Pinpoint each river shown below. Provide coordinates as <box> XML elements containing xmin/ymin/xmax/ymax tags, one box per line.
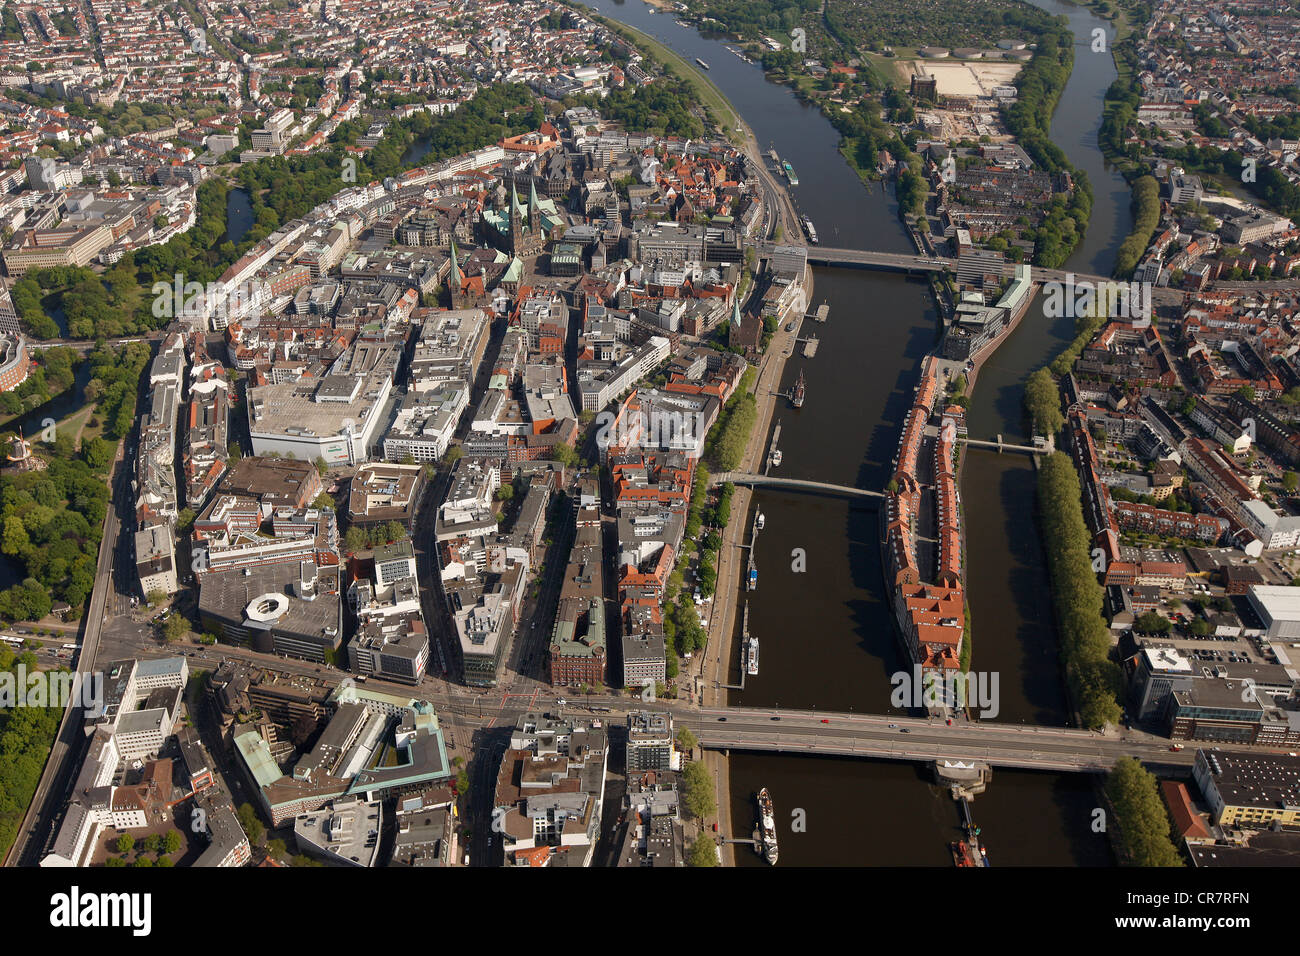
<box><xmin>585</xmin><ymin>0</ymin><xmax>1123</xmax><ymax>865</ymax></box>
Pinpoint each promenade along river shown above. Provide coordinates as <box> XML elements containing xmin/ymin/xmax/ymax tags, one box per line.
<box><xmin>589</xmin><ymin>0</ymin><xmax>1120</xmax><ymax>865</ymax></box>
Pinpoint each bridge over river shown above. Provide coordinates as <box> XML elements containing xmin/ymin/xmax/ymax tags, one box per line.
<box><xmin>712</xmin><ymin>435</ymin><xmax>1046</xmax><ymax>500</ymax></box>
<box><xmin>710</xmin><ymin>471</ymin><xmax>885</xmax><ymax>500</ymax></box>
<box><xmin>684</xmin><ymin>706</ymin><xmax>1194</xmax><ymax>774</ymax></box>
<box><xmin>756</xmin><ymin>241</ymin><xmax>1117</xmax><ymax>288</ymax></box>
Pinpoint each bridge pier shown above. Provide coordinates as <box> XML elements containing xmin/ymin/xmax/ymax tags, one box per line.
<box><xmin>933</xmin><ymin>759</ymin><xmax>991</xmax><ymax>799</ymax></box>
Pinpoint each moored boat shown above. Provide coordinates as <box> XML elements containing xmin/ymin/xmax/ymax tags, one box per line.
<box><xmin>757</xmin><ymin>788</ymin><xmax>778</xmax><ymax>864</ymax></box>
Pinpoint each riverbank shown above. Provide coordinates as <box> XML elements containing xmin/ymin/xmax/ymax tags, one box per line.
<box><xmin>572</xmin><ymin>4</ymin><xmax>741</xmax><ymax>139</ymax></box>
<box><xmin>696</xmin><ymin>265</ymin><xmax>813</xmax><ymax>864</ymax></box>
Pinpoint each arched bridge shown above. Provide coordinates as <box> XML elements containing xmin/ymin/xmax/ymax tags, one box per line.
<box><xmin>710</xmin><ymin>472</ymin><xmax>884</xmax><ymax>500</ymax></box>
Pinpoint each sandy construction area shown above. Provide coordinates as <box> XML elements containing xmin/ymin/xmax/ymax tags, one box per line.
<box><xmin>905</xmin><ymin>59</ymin><xmax>1024</xmax><ymax>97</ymax></box>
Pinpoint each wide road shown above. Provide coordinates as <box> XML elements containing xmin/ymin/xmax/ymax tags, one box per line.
<box><xmin>679</xmin><ymin>706</ymin><xmax>1195</xmax><ymax>772</ymax></box>
<box><xmin>5</xmin><ymin>431</ymin><xmax>131</xmax><ymax>866</ymax></box>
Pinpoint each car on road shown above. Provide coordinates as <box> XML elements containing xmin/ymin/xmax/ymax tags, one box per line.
<box><xmin>820</xmin><ymin>718</ymin><xmax>830</xmax><ymax>724</ymax></box>
<box><xmin>770</xmin><ymin>716</ymin><xmax>781</xmax><ymax>721</ymax></box>
<box><xmin>1169</xmin><ymin>744</ymin><xmax>1185</xmax><ymax>751</ymax></box>
<box><xmin>899</xmin><ymin>728</ymin><xmax>911</xmax><ymax>733</ymax></box>
<box><xmin>717</xmin><ymin>717</ymin><xmax>727</xmax><ymax>722</ymax></box>
<box><xmin>887</xmin><ymin>723</ymin><xmax>897</xmax><ymax>728</ymax></box>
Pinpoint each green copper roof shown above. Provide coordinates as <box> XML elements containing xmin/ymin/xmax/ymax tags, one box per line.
<box><xmin>448</xmin><ymin>237</ymin><xmax>462</xmax><ymax>286</ymax></box>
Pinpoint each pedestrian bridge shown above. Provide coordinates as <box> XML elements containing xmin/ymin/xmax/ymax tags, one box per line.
<box><xmin>710</xmin><ymin>472</ymin><xmax>885</xmax><ymax>500</ymax></box>
<box><xmin>961</xmin><ymin>435</ymin><xmax>1048</xmax><ymax>455</ymax></box>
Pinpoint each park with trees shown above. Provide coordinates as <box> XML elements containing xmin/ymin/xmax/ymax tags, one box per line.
<box><xmin>1037</xmin><ymin>452</ymin><xmax>1124</xmax><ymax>729</ymax></box>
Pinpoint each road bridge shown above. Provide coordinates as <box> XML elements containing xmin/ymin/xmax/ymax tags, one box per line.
<box><xmin>684</xmin><ymin>706</ymin><xmax>1193</xmax><ymax>773</ymax></box>
<box><xmin>758</xmin><ymin>242</ymin><xmax>1116</xmax><ymax>287</ymax></box>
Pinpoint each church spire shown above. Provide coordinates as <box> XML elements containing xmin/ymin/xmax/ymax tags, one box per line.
<box><xmin>528</xmin><ymin>177</ymin><xmax>541</xmax><ymax>233</ymax></box>
<box><xmin>510</xmin><ymin>180</ymin><xmax>522</xmax><ymax>221</ymax></box>
<box><xmin>448</xmin><ymin>237</ymin><xmax>462</xmax><ymax>288</ymax></box>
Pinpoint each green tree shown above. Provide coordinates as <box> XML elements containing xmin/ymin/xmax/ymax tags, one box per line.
<box><xmin>2</xmin><ymin>516</ymin><xmax>28</xmax><ymax>557</ymax></box>
<box><xmin>1285</xmin><ymin>471</ymin><xmax>1298</xmax><ymax>494</ymax></box>
<box><xmin>236</xmin><ymin>803</ymin><xmax>265</xmax><ymax>845</ymax></box>
<box><xmin>344</xmin><ymin>526</ymin><xmax>367</xmax><ymax>553</ymax></box>
<box><xmin>115</xmin><ymin>834</ymin><xmax>135</xmax><ymax>854</ymax></box>
<box><xmin>552</xmin><ymin>442</ymin><xmax>578</xmax><ymax>467</ymax></box>
<box><xmin>688</xmin><ymin>835</ymin><xmax>719</xmax><ymax>867</ymax></box>
<box><xmin>1134</xmin><ymin>612</ymin><xmax>1172</xmax><ymax>635</ymax></box>
<box><xmin>1024</xmin><ymin>367</ymin><xmax>1064</xmax><ymax>435</ymax></box>
<box><xmin>162</xmin><ymin>613</ymin><xmax>190</xmax><ymax>642</ymax></box>
<box><xmin>1037</xmin><ymin>453</ymin><xmax>1123</xmax><ymax>728</ymax></box>
<box><xmin>1106</xmin><ymin>757</ymin><xmax>1182</xmax><ymax>866</ymax></box>
<box><xmin>681</xmin><ymin>759</ymin><xmax>716</xmax><ymax>819</ymax></box>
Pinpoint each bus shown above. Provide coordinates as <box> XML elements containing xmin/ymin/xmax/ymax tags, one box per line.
<box><xmin>61</xmin><ymin>644</ymin><xmax>78</xmax><ymax>651</ymax></box>
<box><xmin>0</xmin><ymin>635</ymin><xmax>22</xmax><ymax>646</ymax></box>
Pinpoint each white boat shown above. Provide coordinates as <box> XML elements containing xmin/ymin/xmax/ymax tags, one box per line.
<box><xmin>756</xmin><ymin>511</ymin><xmax>766</xmax><ymax>531</ymax></box>
<box><xmin>746</xmin><ymin>636</ymin><xmax>759</xmax><ymax>676</ymax></box>
<box><xmin>771</xmin><ymin>448</ymin><xmax>783</xmax><ymax>467</ymax></box>
<box><xmin>756</xmin><ymin>788</ymin><xmax>778</xmax><ymax>864</ymax></box>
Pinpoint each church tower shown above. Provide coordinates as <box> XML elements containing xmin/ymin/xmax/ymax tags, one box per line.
<box><xmin>508</xmin><ymin>180</ymin><xmax>525</xmax><ymax>257</ymax></box>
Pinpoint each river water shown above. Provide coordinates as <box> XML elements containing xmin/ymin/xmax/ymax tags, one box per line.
<box><xmin>586</xmin><ymin>0</ymin><xmax>1122</xmax><ymax>865</ymax></box>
